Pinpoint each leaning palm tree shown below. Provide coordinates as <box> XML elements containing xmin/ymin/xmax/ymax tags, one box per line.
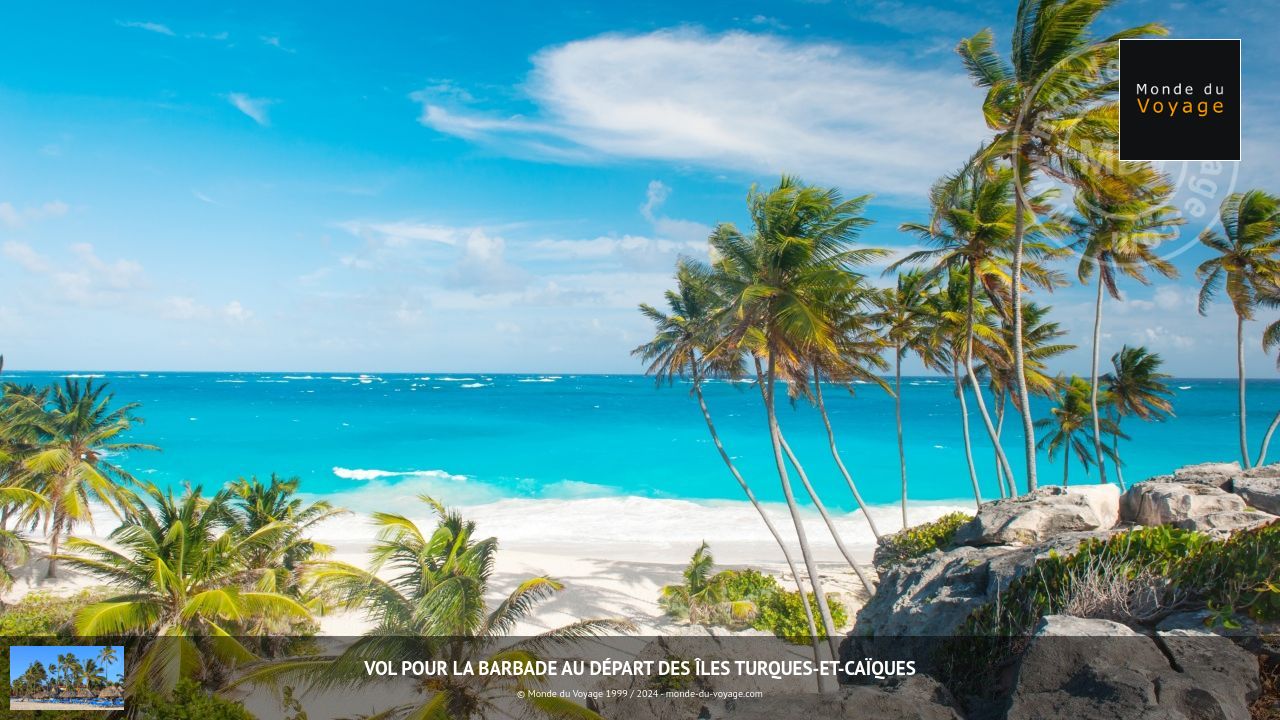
<box><xmin>1197</xmin><ymin>190</ymin><xmax>1280</xmax><ymax>468</ymax></box>
<box><xmin>872</xmin><ymin>270</ymin><xmax>939</xmax><ymax>527</ymax></box>
<box><xmin>896</xmin><ymin>162</ymin><xmax>1068</xmax><ymax>493</ymax></box>
<box><xmin>18</xmin><ymin>379</ymin><xmax>157</xmax><ymax>577</ymax></box>
<box><xmin>57</xmin><ymin>482</ymin><xmax>310</xmax><ymax>695</ymax></box>
<box><xmin>708</xmin><ymin>176</ymin><xmax>882</xmax><ymax>652</ymax></box>
<box><xmin>1036</xmin><ymin>376</ymin><xmax>1121</xmax><ymax>487</ymax></box>
<box><xmin>1075</xmin><ymin>168</ymin><xmax>1183</xmax><ymax>488</ymax></box>
<box><xmin>957</xmin><ymin>0</ymin><xmax>1166</xmax><ymax>489</ymax></box>
<box><xmin>920</xmin><ymin>266</ymin><xmax>1006</xmax><ymax>505</ymax></box>
<box><xmin>634</xmin><ymin>260</ymin><xmax>825</xmax><ymax>668</ymax></box>
<box><xmin>982</xmin><ymin>301</ymin><xmax>1075</xmax><ymax>496</ymax></box>
<box><xmin>1102</xmin><ymin>346</ymin><xmax>1174</xmax><ymax>487</ymax></box>
<box><xmin>241</xmin><ymin>497</ymin><xmax>630</xmax><ymax>720</ymax></box>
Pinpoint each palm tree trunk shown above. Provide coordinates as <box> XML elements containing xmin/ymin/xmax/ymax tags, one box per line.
<box><xmin>1112</xmin><ymin>411</ymin><xmax>1126</xmax><ymax>488</ymax></box>
<box><xmin>45</xmin><ymin>515</ymin><xmax>60</xmax><ymax>579</ymax></box>
<box><xmin>812</xmin><ymin>368</ymin><xmax>880</xmax><ymax>541</ymax></box>
<box><xmin>994</xmin><ymin>396</ymin><xmax>1013</xmax><ymax>496</ymax></box>
<box><xmin>953</xmin><ymin>360</ymin><xmax>982</xmax><ymax>507</ymax></box>
<box><xmin>1012</xmin><ymin>185</ymin><xmax>1038</xmax><ymax>490</ymax></box>
<box><xmin>689</xmin><ymin>369</ymin><xmax>824</xmax><ymax>676</ymax></box>
<box><xmin>895</xmin><ymin>349</ymin><xmax>908</xmax><ymax>529</ymax></box>
<box><xmin>964</xmin><ymin>266</ymin><xmax>1018</xmax><ymax>496</ymax></box>
<box><xmin>1089</xmin><ymin>273</ymin><xmax>1110</xmax><ymax>487</ymax></box>
<box><xmin>1256</xmin><ymin>409</ymin><xmax>1280</xmax><ymax>466</ymax></box>
<box><xmin>1063</xmin><ymin>452</ymin><xmax>1069</xmax><ymax>487</ymax></box>
<box><xmin>1238</xmin><ymin>314</ymin><xmax>1252</xmax><ymax>468</ymax></box>
<box><xmin>779</xmin><ymin>433</ymin><xmax>876</xmax><ymax>595</ymax></box>
<box><xmin>756</xmin><ymin>356</ymin><xmax>840</xmax><ymax>668</ymax></box>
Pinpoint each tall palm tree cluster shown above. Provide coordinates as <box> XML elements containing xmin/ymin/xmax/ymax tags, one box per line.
<box><xmin>635</xmin><ymin>0</ymin><xmax>1280</xmax><ymax>658</ymax></box>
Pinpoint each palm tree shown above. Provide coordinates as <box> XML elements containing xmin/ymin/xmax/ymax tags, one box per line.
<box><xmin>1075</xmin><ymin>169</ymin><xmax>1183</xmax><ymax>488</ymax></box>
<box><xmin>18</xmin><ymin>379</ymin><xmax>157</xmax><ymax>577</ymax></box>
<box><xmin>896</xmin><ymin>162</ymin><xmax>1068</xmax><ymax>494</ymax></box>
<box><xmin>957</xmin><ymin>0</ymin><xmax>1165</xmax><ymax>490</ymax></box>
<box><xmin>872</xmin><ymin>270</ymin><xmax>939</xmax><ymax>527</ymax></box>
<box><xmin>708</xmin><ymin>176</ymin><xmax>882</xmax><ymax>653</ymax></box>
<box><xmin>0</xmin><ymin>487</ymin><xmax>47</xmax><ymax>589</ymax></box>
<box><xmin>80</xmin><ymin>659</ymin><xmax>106</xmax><ymax>690</ymax></box>
<box><xmin>1197</xmin><ymin>190</ymin><xmax>1280</xmax><ymax>468</ymax></box>
<box><xmin>919</xmin><ymin>266</ymin><xmax>1006</xmax><ymax>505</ymax></box>
<box><xmin>226</xmin><ymin>474</ymin><xmax>346</xmax><ymax>609</ymax></box>
<box><xmin>1102</xmin><ymin>346</ymin><xmax>1173</xmax><ymax>488</ymax></box>
<box><xmin>805</xmin><ymin>280</ymin><xmax>890</xmax><ymax>544</ymax></box>
<box><xmin>1036</xmin><ymin>376</ymin><xmax>1121</xmax><ymax>486</ymax></box>
<box><xmin>56</xmin><ymin>482</ymin><xmax>311</xmax><ymax>695</ymax></box>
<box><xmin>983</xmin><ymin>301</ymin><xmax>1074</xmax><ymax>495</ymax></box>
<box><xmin>633</xmin><ymin>261</ymin><xmax>825</xmax><ymax>666</ymax></box>
<box><xmin>243</xmin><ymin>497</ymin><xmax>629</xmax><ymax>720</ymax></box>
<box><xmin>659</xmin><ymin>541</ymin><xmax>721</xmax><ymax>622</ymax></box>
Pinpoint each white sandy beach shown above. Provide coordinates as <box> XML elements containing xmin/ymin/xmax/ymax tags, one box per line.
<box><xmin>2</xmin><ymin>496</ymin><xmax>969</xmax><ymax>636</ymax></box>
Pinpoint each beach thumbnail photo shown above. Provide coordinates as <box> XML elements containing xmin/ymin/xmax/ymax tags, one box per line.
<box><xmin>8</xmin><ymin>646</ymin><xmax>124</xmax><ymax>711</ymax></box>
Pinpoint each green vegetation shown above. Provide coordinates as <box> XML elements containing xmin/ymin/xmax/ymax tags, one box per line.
<box><xmin>0</xmin><ymin>590</ymin><xmax>106</xmax><ymax>637</ymax></box>
<box><xmin>658</xmin><ymin>543</ymin><xmax>849</xmax><ymax>644</ymax></box>
<box><xmin>755</xmin><ymin>590</ymin><xmax>848</xmax><ymax>644</ymax></box>
<box><xmin>132</xmin><ymin>680</ymin><xmax>256</xmax><ymax>720</ymax></box>
<box><xmin>874</xmin><ymin>512</ymin><xmax>973</xmax><ymax>568</ymax></box>
<box><xmin>943</xmin><ymin>522</ymin><xmax>1280</xmax><ymax>694</ymax></box>
<box><xmin>239</xmin><ymin>496</ymin><xmax>630</xmax><ymax>720</ymax></box>
<box><xmin>659</xmin><ymin>543</ymin><xmax>780</xmax><ymax>628</ymax></box>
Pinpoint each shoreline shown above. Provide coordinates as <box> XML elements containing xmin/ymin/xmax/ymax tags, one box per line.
<box><xmin>2</xmin><ymin>495</ymin><xmax>969</xmax><ymax>635</ymax></box>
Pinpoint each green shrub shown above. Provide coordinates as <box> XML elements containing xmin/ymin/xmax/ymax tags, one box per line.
<box><xmin>874</xmin><ymin>512</ymin><xmax>973</xmax><ymax>568</ymax></box>
<box><xmin>0</xmin><ymin>589</ymin><xmax>107</xmax><ymax>637</ymax></box>
<box><xmin>131</xmin><ymin>680</ymin><xmax>256</xmax><ymax>720</ymax></box>
<box><xmin>659</xmin><ymin>546</ymin><xmax>781</xmax><ymax>629</ymax></box>
<box><xmin>753</xmin><ymin>590</ymin><xmax>848</xmax><ymax>644</ymax></box>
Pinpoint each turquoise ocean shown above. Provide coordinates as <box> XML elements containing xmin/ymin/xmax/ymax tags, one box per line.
<box><xmin>7</xmin><ymin>371</ymin><xmax>1277</xmax><ymax>512</ymax></box>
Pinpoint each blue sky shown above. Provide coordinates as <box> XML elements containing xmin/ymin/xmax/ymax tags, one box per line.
<box><xmin>9</xmin><ymin>645</ymin><xmax>124</xmax><ymax>683</ymax></box>
<box><xmin>0</xmin><ymin>1</ymin><xmax>1277</xmax><ymax>375</ymax></box>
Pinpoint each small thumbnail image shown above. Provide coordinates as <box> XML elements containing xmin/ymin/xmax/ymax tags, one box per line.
<box><xmin>9</xmin><ymin>645</ymin><xmax>125</xmax><ymax>711</ymax></box>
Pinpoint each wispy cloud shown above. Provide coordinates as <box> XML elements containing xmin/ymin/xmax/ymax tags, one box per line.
<box><xmin>116</xmin><ymin>20</ymin><xmax>175</xmax><ymax>36</ymax></box>
<box><xmin>0</xmin><ymin>200</ymin><xmax>69</xmax><ymax>228</ymax></box>
<box><xmin>260</xmin><ymin>35</ymin><xmax>296</xmax><ymax>53</ymax></box>
<box><xmin>4</xmin><ymin>242</ymin><xmax>145</xmax><ymax>306</ymax></box>
<box><xmin>413</xmin><ymin>29</ymin><xmax>988</xmax><ymax>198</ymax></box>
<box><xmin>226</xmin><ymin>93</ymin><xmax>275</xmax><ymax>126</ymax></box>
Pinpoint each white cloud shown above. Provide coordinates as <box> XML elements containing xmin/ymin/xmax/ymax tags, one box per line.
<box><xmin>116</xmin><ymin>20</ymin><xmax>175</xmax><ymax>36</ymax></box>
<box><xmin>260</xmin><ymin>35</ymin><xmax>296</xmax><ymax>53</ymax></box>
<box><xmin>2</xmin><ymin>242</ymin><xmax>51</xmax><ymax>273</ymax></box>
<box><xmin>223</xmin><ymin>300</ymin><xmax>253</xmax><ymax>323</ymax></box>
<box><xmin>5</xmin><ymin>243</ymin><xmax>145</xmax><ymax>306</ymax></box>
<box><xmin>414</xmin><ymin>29</ymin><xmax>988</xmax><ymax>197</ymax></box>
<box><xmin>226</xmin><ymin>93</ymin><xmax>275</xmax><ymax>126</ymax></box>
<box><xmin>161</xmin><ymin>296</ymin><xmax>211</xmax><ymax>321</ymax></box>
<box><xmin>192</xmin><ymin>190</ymin><xmax>218</xmax><ymax>205</ymax></box>
<box><xmin>0</xmin><ymin>200</ymin><xmax>69</xmax><ymax>228</ymax></box>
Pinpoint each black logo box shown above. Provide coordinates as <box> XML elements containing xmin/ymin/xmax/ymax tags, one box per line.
<box><xmin>1120</xmin><ymin>39</ymin><xmax>1241</xmax><ymax>162</ymax></box>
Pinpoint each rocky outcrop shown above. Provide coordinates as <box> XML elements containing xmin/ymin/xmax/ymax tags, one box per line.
<box><xmin>1232</xmin><ymin>468</ymin><xmax>1280</xmax><ymax>515</ymax></box>
<box><xmin>1174</xmin><ymin>509</ymin><xmax>1278</xmax><ymax>536</ymax></box>
<box><xmin>1171</xmin><ymin>460</ymin><xmax>1242</xmax><ymax>488</ymax></box>
<box><xmin>853</xmin><ymin>531</ymin><xmax>1115</xmax><ymax>639</ymax></box>
<box><xmin>1120</xmin><ymin>481</ymin><xmax>1245</xmax><ymax>525</ymax></box>
<box><xmin>952</xmin><ymin>485</ymin><xmax>1119</xmax><ymax>547</ymax></box>
<box><xmin>1002</xmin><ymin>615</ymin><xmax>1259</xmax><ymax>720</ymax></box>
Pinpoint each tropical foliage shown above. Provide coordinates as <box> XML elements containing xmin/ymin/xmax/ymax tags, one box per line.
<box><xmin>239</xmin><ymin>496</ymin><xmax>631</xmax><ymax>720</ymax></box>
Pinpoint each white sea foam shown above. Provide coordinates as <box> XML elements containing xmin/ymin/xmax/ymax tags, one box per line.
<box><xmin>460</xmin><ymin>382</ymin><xmax>487</xmax><ymax>388</ymax></box>
<box><xmin>64</xmin><ymin>373</ymin><xmax>105</xmax><ymax>378</ymax></box>
<box><xmin>1179</xmin><ymin>385</ymin><xmax>1193</xmax><ymax>390</ymax></box>
<box><xmin>437</xmin><ymin>377</ymin><xmax>475</xmax><ymax>382</ymax></box>
<box><xmin>283</xmin><ymin>375</ymin><xmax>318</xmax><ymax>380</ymax></box>
<box><xmin>307</xmin><ymin>475</ymin><xmax>971</xmax><ymax>565</ymax></box>
<box><xmin>215</xmin><ymin>380</ymin><xmax>247</xmax><ymax>384</ymax></box>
